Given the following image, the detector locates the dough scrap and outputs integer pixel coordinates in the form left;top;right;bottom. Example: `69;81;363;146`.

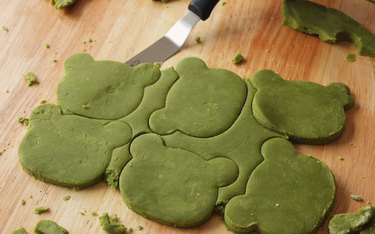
329;206;375;234
34;220;68;234
283;0;375;57
251;70;353;144
224;138;336;234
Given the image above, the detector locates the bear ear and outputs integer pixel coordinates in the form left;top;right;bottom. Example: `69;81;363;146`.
326;83;354;110
175;57;208;74
208;157;238;187
64;53;94;73
251;70;283;89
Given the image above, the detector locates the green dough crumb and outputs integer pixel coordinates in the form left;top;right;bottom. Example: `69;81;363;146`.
21;199;26;206
351;194;364;202
53;59;58;63
23;72;39;86
99;213;127;234
34;206;50;214
88;39;93;43
12;228;29;234
18;116;29;126
2;26;9;32
51;0;78;9
282;0;375;57
137;225;143;230
62;195;71;201
40;100;47;104
195;36;202;44
45;44;50;49
221;1;227;6
34;220;69;234
91;211;98;217
346;54;357;62
338;156;345;161
329;206;373;234
153;62;163;68
231;53;245;65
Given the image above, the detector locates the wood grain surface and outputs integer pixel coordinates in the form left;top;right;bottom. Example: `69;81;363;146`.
0;0;374;233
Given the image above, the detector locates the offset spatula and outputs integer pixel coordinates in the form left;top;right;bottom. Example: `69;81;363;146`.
125;0;219;66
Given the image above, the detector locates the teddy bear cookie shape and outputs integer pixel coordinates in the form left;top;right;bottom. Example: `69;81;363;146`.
19;54;353;234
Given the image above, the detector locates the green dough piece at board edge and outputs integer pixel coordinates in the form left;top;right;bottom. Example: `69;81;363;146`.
18;104;132;188
251;70;353;144
119;133;238;227
12;228;29;234
57;53;161;120
34;220;69;234
224;138;335;234
329;206;374;234
282;0;375;58
361;207;375;233
149;57;247;138
51;0;78;9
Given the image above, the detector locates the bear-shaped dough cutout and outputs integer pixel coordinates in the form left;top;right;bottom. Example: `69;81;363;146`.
57;53;161;120
224;138;335;234
251;70;353;144
282;0;375;57
19;104;132;188
119;133;238;227
150;57;247;138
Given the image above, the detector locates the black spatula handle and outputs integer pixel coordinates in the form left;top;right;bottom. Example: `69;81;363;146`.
188;0;219;21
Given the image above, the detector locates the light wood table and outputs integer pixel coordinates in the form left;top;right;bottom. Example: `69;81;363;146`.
0;0;374;233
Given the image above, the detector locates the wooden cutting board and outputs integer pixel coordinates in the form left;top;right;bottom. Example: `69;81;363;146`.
0;0;374;233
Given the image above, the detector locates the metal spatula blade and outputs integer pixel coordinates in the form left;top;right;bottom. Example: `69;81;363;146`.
125;0;219;66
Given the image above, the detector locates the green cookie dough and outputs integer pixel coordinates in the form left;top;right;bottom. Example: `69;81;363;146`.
34;206;50;214
346;54;357;62
12;228;29;234
283;0;375;57
51;0;78;9
23;72;39;86
251;70;353;144
35;220;68;234
162;79;282;206
99;213;127;234
329;206;374;234
150;57;247;138
361;207;375;234
19;104;132;188
105;67;179;187
225;138;335;234
57;53;161;120
19;54;354;232
119;133;238;227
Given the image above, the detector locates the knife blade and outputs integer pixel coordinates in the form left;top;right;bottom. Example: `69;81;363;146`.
125;0;219;66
